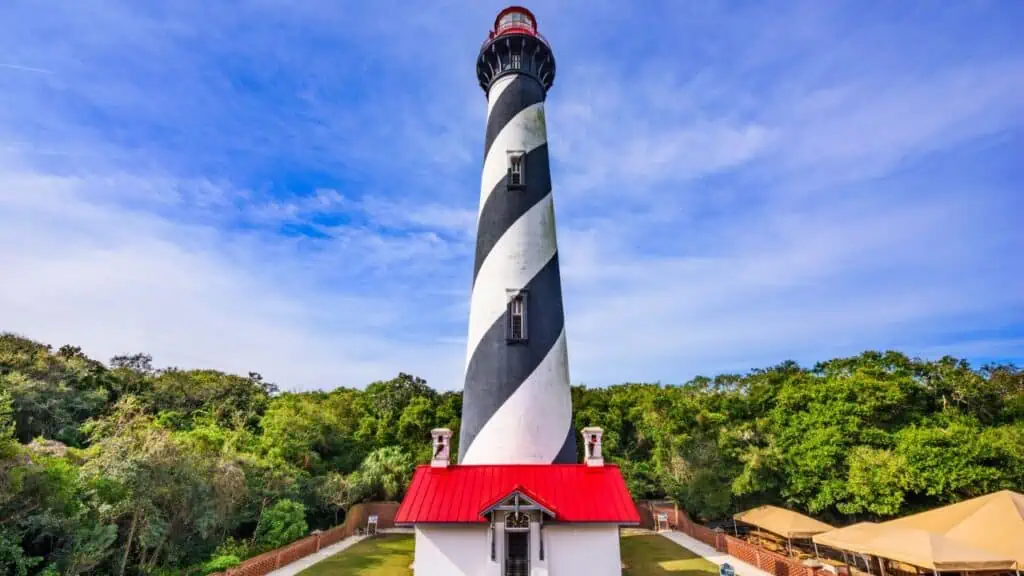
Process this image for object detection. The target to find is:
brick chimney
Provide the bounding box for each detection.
[581,427,604,467]
[431,428,452,468]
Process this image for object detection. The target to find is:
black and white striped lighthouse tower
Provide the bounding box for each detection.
[458,6,576,465]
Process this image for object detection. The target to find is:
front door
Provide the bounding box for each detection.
[505,531,529,576]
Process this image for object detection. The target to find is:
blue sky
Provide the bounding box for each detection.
[1,1,1022,391]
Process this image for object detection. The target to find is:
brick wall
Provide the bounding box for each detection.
[210,501,402,576]
[635,499,684,530]
[339,500,400,536]
[632,500,655,529]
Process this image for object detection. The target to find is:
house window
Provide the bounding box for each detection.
[507,151,525,188]
[511,53,521,69]
[506,291,527,343]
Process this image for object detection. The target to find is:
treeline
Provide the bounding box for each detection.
[1,332,1022,574]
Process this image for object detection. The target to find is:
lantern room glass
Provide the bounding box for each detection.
[498,11,534,31]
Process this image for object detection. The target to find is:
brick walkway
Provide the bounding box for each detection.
[661,531,773,576]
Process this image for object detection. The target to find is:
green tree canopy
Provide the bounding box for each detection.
[1,331,1021,574]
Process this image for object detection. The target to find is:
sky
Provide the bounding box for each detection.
[1,1,1022,392]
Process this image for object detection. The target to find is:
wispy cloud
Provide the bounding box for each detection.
[0,0,1021,390]
[0,63,54,75]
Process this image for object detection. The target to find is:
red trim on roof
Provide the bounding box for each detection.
[395,464,640,525]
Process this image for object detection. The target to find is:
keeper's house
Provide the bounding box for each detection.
[395,427,640,576]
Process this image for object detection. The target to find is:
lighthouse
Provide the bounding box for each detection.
[395,9,638,575]
[458,5,576,465]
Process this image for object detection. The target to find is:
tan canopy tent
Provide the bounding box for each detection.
[812,522,883,571]
[882,490,1024,567]
[851,526,1017,573]
[733,505,834,539]
[812,522,882,551]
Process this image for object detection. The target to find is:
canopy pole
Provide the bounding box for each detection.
[841,550,853,574]
[813,542,820,559]
[733,518,738,537]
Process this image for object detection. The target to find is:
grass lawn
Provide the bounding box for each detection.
[298,534,414,576]
[297,529,717,576]
[621,529,721,576]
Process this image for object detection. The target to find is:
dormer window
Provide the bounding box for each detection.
[508,151,525,188]
[506,290,527,343]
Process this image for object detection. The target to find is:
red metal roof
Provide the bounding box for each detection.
[395,464,640,525]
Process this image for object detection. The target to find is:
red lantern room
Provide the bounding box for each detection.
[477,6,556,94]
[491,6,541,41]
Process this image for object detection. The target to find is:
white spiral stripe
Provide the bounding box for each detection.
[461,328,572,465]
[478,103,547,215]
[465,193,557,366]
[486,75,516,115]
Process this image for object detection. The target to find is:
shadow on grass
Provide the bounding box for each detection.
[621,532,722,576]
[299,534,414,576]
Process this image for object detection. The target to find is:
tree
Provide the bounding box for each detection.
[254,500,307,549]
[0,526,40,576]
[318,472,349,525]
[347,447,415,505]
[1,332,1021,573]
[840,446,912,517]
[59,523,119,575]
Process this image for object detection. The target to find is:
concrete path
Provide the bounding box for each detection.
[264,535,367,576]
[661,531,772,576]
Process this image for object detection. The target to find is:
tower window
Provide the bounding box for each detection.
[511,53,521,69]
[506,291,528,343]
[508,151,525,188]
